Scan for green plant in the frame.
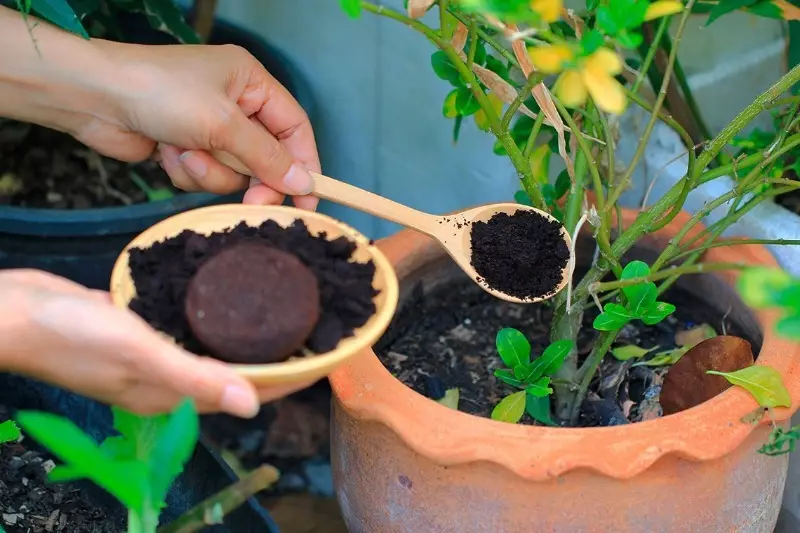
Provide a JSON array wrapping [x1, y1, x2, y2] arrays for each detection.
[[12, 399, 275, 533], [340, 0, 800, 426], [6, 0, 209, 43], [491, 328, 573, 425]]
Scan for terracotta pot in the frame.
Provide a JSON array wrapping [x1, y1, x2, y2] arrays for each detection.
[[329, 207, 800, 532]]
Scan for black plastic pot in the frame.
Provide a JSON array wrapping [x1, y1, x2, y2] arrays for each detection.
[[0, 371, 279, 532], [0, 15, 316, 290]]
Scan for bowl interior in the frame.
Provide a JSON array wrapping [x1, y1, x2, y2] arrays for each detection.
[[110, 204, 399, 385]]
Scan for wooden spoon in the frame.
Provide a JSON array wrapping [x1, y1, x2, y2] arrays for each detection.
[[213, 151, 573, 304]]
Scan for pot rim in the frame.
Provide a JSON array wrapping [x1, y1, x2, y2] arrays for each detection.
[[330, 208, 800, 482]]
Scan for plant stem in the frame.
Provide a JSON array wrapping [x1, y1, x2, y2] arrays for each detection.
[[157, 465, 279, 533], [502, 72, 541, 131], [589, 262, 748, 293], [570, 331, 617, 424], [361, 2, 443, 44], [607, 0, 695, 211], [632, 17, 669, 94], [190, 0, 217, 43], [523, 111, 547, 158], [671, 239, 800, 261]]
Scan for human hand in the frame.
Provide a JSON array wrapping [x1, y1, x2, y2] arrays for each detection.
[[82, 41, 320, 210], [0, 269, 314, 417]]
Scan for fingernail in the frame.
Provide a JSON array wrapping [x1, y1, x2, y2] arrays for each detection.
[[283, 164, 313, 195], [161, 145, 181, 169], [180, 151, 207, 179], [221, 385, 260, 418]]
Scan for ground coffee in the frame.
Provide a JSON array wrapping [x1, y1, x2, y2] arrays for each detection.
[[128, 219, 378, 361], [469, 210, 569, 300], [185, 242, 321, 364]]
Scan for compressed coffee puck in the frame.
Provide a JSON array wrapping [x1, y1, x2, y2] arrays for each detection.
[[185, 242, 321, 364]]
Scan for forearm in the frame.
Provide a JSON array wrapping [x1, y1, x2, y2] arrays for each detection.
[[0, 6, 124, 135]]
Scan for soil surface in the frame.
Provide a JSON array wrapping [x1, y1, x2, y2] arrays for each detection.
[[376, 277, 746, 427], [128, 220, 377, 359], [0, 119, 178, 208], [0, 406, 120, 533], [470, 210, 570, 300]]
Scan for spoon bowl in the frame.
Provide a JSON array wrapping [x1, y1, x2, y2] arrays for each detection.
[[213, 151, 573, 304], [109, 204, 399, 386]]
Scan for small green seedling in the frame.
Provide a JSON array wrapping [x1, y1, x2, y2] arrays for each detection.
[[593, 261, 676, 332], [130, 171, 176, 203], [16, 399, 199, 533], [491, 327, 573, 426]]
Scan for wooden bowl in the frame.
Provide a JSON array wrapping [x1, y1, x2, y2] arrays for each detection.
[[109, 204, 399, 386]]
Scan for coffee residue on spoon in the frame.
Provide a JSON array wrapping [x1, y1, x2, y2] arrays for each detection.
[[469, 210, 570, 300], [127, 219, 378, 364]]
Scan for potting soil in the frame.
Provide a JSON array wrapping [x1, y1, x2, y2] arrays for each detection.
[[469, 210, 570, 300], [128, 219, 377, 360]]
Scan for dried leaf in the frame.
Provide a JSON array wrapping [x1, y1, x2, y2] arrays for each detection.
[[675, 323, 717, 348], [774, 0, 800, 20], [451, 21, 468, 52], [408, 0, 436, 19], [509, 29, 574, 178], [436, 388, 460, 410]]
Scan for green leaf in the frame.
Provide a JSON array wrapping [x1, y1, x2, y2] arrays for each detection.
[[443, 89, 459, 118], [514, 190, 533, 206], [494, 369, 525, 388], [707, 365, 792, 408], [141, 0, 199, 44], [525, 394, 557, 426], [28, 0, 89, 38], [490, 391, 526, 423], [453, 114, 463, 143], [621, 261, 657, 315], [553, 169, 570, 200], [431, 51, 463, 86], [0, 420, 20, 444], [632, 345, 689, 367], [485, 55, 510, 81], [455, 88, 481, 116], [737, 267, 795, 308], [593, 303, 633, 331], [616, 30, 643, 49], [15, 411, 148, 512], [147, 399, 199, 506], [525, 377, 553, 397], [747, 0, 784, 19], [436, 388, 460, 410], [641, 301, 676, 325], [595, 6, 620, 34], [528, 339, 575, 379], [580, 30, 605, 55], [706, 0, 758, 25], [610, 344, 658, 361], [776, 314, 800, 341], [496, 328, 531, 368], [340, 0, 362, 18]]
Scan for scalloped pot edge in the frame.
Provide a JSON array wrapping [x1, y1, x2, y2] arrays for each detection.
[[329, 207, 800, 532]]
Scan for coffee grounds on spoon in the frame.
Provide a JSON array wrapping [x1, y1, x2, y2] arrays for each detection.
[[127, 219, 378, 361], [469, 210, 570, 300]]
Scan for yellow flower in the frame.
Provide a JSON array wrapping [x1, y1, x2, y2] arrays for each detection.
[[530, 0, 563, 23], [644, 0, 684, 21], [555, 48, 626, 114], [527, 44, 574, 75]]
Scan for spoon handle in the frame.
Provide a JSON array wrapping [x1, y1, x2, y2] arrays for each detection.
[[211, 151, 440, 235]]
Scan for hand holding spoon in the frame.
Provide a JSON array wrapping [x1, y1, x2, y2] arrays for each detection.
[[212, 151, 572, 304]]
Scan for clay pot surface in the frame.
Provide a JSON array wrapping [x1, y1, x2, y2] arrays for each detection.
[[330, 207, 800, 533]]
